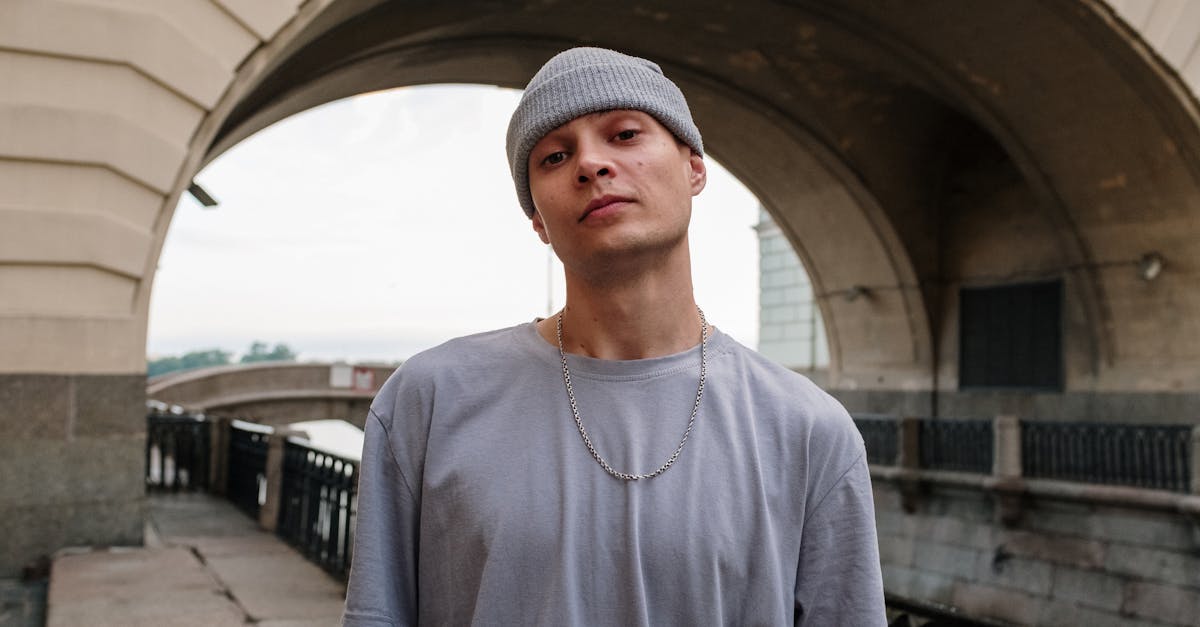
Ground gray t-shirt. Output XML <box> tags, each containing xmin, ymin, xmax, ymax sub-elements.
<box><xmin>343</xmin><ymin>322</ymin><xmax>885</xmax><ymax>626</ymax></box>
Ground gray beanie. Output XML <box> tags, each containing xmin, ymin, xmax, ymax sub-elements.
<box><xmin>506</xmin><ymin>47</ymin><xmax>704</xmax><ymax>218</ymax></box>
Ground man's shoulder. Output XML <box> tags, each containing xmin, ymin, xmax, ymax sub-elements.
<box><xmin>718</xmin><ymin>336</ymin><xmax>837</xmax><ymax>410</ymax></box>
<box><xmin>717</xmin><ymin>335</ymin><xmax>862</xmax><ymax>452</ymax></box>
<box><xmin>371</xmin><ymin>323</ymin><xmax>533</xmax><ymax>413</ymax></box>
<box><xmin>403</xmin><ymin>323</ymin><xmax>528</xmax><ymax>373</ymax></box>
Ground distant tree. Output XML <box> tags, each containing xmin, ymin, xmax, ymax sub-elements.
<box><xmin>240</xmin><ymin>341</ymin><xmax>297</xmax><ymax>363</ymax></box>
<box><xmin>148</xmin><ymin>348</ymin><xmax>232</xmax><ymax>377</ymax></box>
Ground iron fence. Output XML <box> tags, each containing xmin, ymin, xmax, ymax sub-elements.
<box><xmin>277</xmin><ymin>439</ymin><xmax>358</xmax><ymax>579</ymax></box>
<box><xmin>853</xmin><ymin>414</ymin><xmax>899</xmax><ymax>466</ymax></box>
<box><xmin>227</xmin><ymin>420</ymin><xmax>271</xmax><ymax>518</ymax></box>
<box><xmin>145</xmin><ymin>412</ymin><xmax>211</xmax><ymax>491</ymax></box>
<box><xmin>1022</xmin><ymin>422</ymin><xmax>1192</xmax><ymax>492</ymax></box>
<box><xmin>919</xmin><ymin>418</ymin><xmax>993</xmax><ymax>474</ymax></box>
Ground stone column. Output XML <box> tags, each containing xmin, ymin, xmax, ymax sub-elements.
<box><xmin>258</xmin><ymin>428</ymin><xmax>308</xmax><ymax>532</ymax></box>
<box><xmin>993</xmin><ymin>415</ymin><xmax>1022</xmax><ymax>478</ymax></box>
<box><xmin>207</xmin><ymin>416</ymin><xmax>231</xmax><ymax>496</ymax></box>
<box><xmin>1191</xmin><ymin>425</ymin><xmax>1200</xmax><ymax>496</ymax></box>
<box><xmin>897</xmin><ymin>416</ymin><xmax>921</xmax><ymax>469</ymax></box>
<box><xmin>897</xmin><ymin>416</ymin><xmax>921</xmax><ymax>512</ymax></box>
<box><xmin>993</xmin><ymin>415</ymin><xmax>1024</xmax><ymax>526</ymax></box>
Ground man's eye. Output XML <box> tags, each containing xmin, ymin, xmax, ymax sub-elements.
<box><xmin>543</xmin><ymin>152</ymin><xmax>566</xmax><ymax>166</ymax></box>
<box><xmin>615</xmin><ymin>129</ymin><xmax>638</xmax><ymax>141</ymax></box>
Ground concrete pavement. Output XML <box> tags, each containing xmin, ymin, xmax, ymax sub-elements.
<box><xmin>45</xmin><ymin>494</ymin><xmax>346</xmax><ymax>626</ymax></box>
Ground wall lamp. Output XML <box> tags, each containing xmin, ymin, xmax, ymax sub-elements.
<box><xmin>1138</xmin><ymin>252</ymin><xmax>1163</xmax><ymax>281</ymax></box>
<box><xmin>187</xmin><ymin>182</ymin><xmax>219</xmax><ymax>208</ymax></box>
<box><xmin>845</xmin><ymin>285</ymin><xmax>869</xmax><ymax>302</ymax></box>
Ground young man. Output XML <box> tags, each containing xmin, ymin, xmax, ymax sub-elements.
<box><xmin>343</xmin><ymin>47</ymin><xmax>886</xmax><ymax>626</ymax></box>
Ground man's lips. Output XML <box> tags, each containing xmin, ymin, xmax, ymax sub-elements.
<box><xmin>580</xmin><ymin>195</ymin><xmax>635</xmax><ymax>222</ymax></box>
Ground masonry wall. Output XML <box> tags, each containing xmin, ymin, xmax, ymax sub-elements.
<box><xmin>874</xmin><ymin>480</ymin><xmax>1200</xmax><ymax>626</ymax></box>
<box><xmin>756</xmin><ymin>210</ymin><xmax>828</xmax><ymax>370</ymax></box>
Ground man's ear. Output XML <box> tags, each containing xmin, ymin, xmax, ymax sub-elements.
<box><xmin>531</xmin><ymin>210</ymin><xmax>551</xmax><ymax>244</ymax></box>
<box><xmin>688</xmin><ymin>152</ymin><xmax>707</xmax><ymax>196</ymax></box>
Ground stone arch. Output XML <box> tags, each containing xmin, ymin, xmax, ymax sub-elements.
<box><xmin>4</xmin><ymin>0</ymin><xmax>1200</xmax><ymax>576</ymax></box>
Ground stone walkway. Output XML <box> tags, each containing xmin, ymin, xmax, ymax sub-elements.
<box><xmin>45</xmin><ymin>494</ymin><xmax>346</xmax><ymax>626</ymax></box>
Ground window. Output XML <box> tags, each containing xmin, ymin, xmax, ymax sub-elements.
<box><xmin>959</xmin><ymin>280</ymin><xmax>1062</xmax><ymax>390</ymax></box>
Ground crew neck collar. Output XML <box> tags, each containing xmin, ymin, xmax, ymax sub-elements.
<box><xmin>516</xmin><ymin>319</ymin><xmax>730</xmax><ymax>381</ymax></box>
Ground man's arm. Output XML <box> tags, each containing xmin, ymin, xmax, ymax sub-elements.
<box><xmin>342</xmin><ymin>409</ymin><xmax>419</xmax><ymax>627</ymax></box>
<box><xmin>793</xmin><ymin>451</ymin><xmax>887</xmax><ymax>626</ymax></box>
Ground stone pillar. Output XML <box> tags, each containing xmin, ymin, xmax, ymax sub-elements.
<box><xmin>993</xmin><ymin>415</ymin><xmax>1022</xmax><ymax>478</ymax></box>
<box><xmin>207</xmin><ymin>416</ymin><xmax>231</xmax><ymax>496</ymax></box>
<box><xmin>993</xmin><ymin>415</ymin><xmax>1024</xmax><ymax>527</ymax></box>
<box><xmin>897</xmin><ymin>416</ymin><xmax>921</xmax><ymax>469</ymax></box>
<box><xmin>897</xmin><ymin>416</ymin><xmax>921</xmax><ymax>512</ymax></box>
<box><xmin>258</xmin><ymin>428</ymin><xmax>308</xmax><ymax>532</ymax></box>
<box><xmin>1191</xmin><ymin>425</ymin><xmax>1200</xmax><ymax>496</ymax></box>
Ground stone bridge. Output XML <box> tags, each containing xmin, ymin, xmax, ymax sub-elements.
<box><xmin>147</xmin><ymin>361</ymin><xmax>394</xmax><ymax>428</ymax></box>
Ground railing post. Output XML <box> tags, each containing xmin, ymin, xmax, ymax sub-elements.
<box><xmin>1191</xmin><ymin>425</ymin><xmax>1200</xmax><ymax>496</ymax></box>
<box><xmin>260</xmin><ymin>428</ymin><xmax>308</xmax><ymax>532</ymax></box>
<box><xmin>898</xmin><ymin>416</ymin><xmax>920</xmax><ymax>469</ymax></box>
<box><xmin>897</xmin><ymin>416</ymin><xmax>921</xmax><ymax>512</ymax></box>
<box><xmin>208</xmin><ymin>415</ymin><xmax>231</xmax><ymax>496</ymax></box>
<box><xmin>993</xmin><ymin>414</ymin><xmax>1024</xmax><ymax>527</ymax></box>
<box><xmin>993</xmin><ymin>415</ymin><xmax>1021</xmax><ymax>478</ymax></box>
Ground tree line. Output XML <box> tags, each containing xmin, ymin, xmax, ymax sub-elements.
<box><xmin>148</xmin><ymin>341</ymin><xmax>297</xmax><ymax>377</ymax></box>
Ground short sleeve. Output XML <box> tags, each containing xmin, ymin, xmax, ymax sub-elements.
<box><xmin>342</xmin><ymin>410</ymin><xmax>419</xmax><ymax>626</ymax></box>
<box><xmin>793</xmin><ymin>452</ymin><xmax>887</xmax><ymax>626</ymax></box>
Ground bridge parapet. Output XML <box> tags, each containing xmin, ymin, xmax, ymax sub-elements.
<box><xmin>858</xmin><ymin>415</ymin><xmax>1200</xmax><ymax>625</ymax></box>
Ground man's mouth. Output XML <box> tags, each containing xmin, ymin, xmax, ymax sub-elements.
<box><xmin>580</xmin><ymin>195</ymin><xmax>635</xmax><ymax>222</ymax></box>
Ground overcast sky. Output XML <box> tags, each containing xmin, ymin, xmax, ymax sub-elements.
<box><xmin>147</xmin><ymin>85</ymin><xmax>762</xmax><ymax>363</ymax></box>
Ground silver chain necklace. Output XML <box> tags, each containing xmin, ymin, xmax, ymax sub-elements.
<box><xmin>555</xmin><ymin>306</ymin><xmax>708</xmax><ymax>481</ymax></box>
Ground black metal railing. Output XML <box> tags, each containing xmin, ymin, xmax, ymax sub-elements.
<box><xmin>1022</xmin><ymin>422</ymin><xmax>1192</xmax><ymax>492</ymax></box>
<box><xmin>146</xmin><ymin>412</ymin><xmax>210</xmax><ymax>492</ymax></box>
<box><xmin>227</xmin><ymin>420</ymin><xmax>271</xmax><ymax>518</ymax></box>
<box><xmin>853</xmin><ymin>414</ymin><xmax>899</xmax><ymax>466</ymax></box>
<box><xmin>919</xmin><ymin>418</ymin><xmax>993</xmax><ymax>474</ymax></box>
<box><xmin>277</xmin><ymin>439</ymin><xmax>358</xmax><ymax>579</ymax></box>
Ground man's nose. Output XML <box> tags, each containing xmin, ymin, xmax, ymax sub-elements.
<box><xmin>575</xmin><ymin>142</ymin><xmax>614</xmax><ymax>183</ymax></box>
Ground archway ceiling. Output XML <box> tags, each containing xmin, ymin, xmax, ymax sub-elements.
<box><xmin>202</xmin><ymin>0</ymin><xmax>1200</xmax><ymax>386</ymax></box>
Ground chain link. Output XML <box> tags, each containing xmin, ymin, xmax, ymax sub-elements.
<box><xmin>556</xmin><ymin>307</ymin><xmax>708</xmax><ymax>481</ymax></box>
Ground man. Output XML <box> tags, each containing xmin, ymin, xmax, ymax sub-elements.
<box><xmin>343</xmin><ymin>47</ymin><xmax>886</xmax><ymax>626</ymax></box>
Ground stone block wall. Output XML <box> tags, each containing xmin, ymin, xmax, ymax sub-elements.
<box><xmin>756</xmin><ymin>210</ymin><xmax>828</xmax><ymax>370</ymax></box>
<box><xmin>875</xmin><ymin>481</ymin><xmax>1200</xmax><ymax>625</ymax></box>
<box><xmin>0</xmin><ymin>374</ymin><xmax>146</xmax><ymax>577</ymax></box>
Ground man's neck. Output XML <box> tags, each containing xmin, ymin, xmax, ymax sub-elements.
<box><xmin>536</xmin><ymin>252</ymin><xmax>705</xmax><ymax>360</ymax></box>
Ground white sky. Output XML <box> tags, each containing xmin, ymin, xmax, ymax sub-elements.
<box><xmin>147</xmin><ymin>85</ymin><xmax>762</xmax><ymax>363</ymax></box>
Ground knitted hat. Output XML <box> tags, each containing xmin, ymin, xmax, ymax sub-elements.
<box><xmin>506</xmin><ymin>47</ymin><xmax>704</xmax><ymax>218</ymax></box>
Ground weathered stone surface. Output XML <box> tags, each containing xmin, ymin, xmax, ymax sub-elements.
<box><xmin>73</xmin><ymin>375</ymin><xmax>145</xmax><ymax>437</ymax></box>
<box><xmin>1122</xmin><ymin>580</ymin><xmax>1200</xmax><ymax>626</ymax></box>
<box><xmin>1104</xmin><ymin>544</ymin><xmax>1200</xmax><ymax>590</ymax></box>
<box><xmin>974</xmin><ymin>553</ymin><xmax>1053</xmax><ymax>597</ymax></box>
<box><xmin>1024</xmin><ymin>499</ymin><xmax>1195</xmax><ymax>552</ymax></box>
<box><xmin>0</xmin><ymin>374</ymin><xmax>70</xmax><ymax>439</ymax></box>
<box><xmin>952</xmin><ymin>581</ymin><xmax>1044</xmax><ymax>626</ymax></box>
<box><xmin>912</xmin><ymin>539</ymin><xmax>981</xmax><ymax>580</ymax></box>
<box><xmin>878</xmin><ymin>532</ymin><xmax>915</xmax><ymax>567</ymax></box>
<box><xmin>913</xmin><ymin>512</ymin><xmax>994</xmax><ymax>550</ymax></box>
<box><xmin>0</xmin><ymin>499</ymin><xmax>143</xmax><ymax>578</ymax></box>
<box><xmin>46</xmin><ymin>547</ymin><xmax>242</xmax><ymax>627</ymax></box>
<box><xmin>921</xmin><ymin>486</ymin><xmax>994</xmax><ymax>524</ymax></box>
<box><xmin>997</xmin><ymin>528</ymin><xmax>1106</xmax><ymax>569</ymax></box>
<box><xmin>0</xmin><ymin>437</ymin><xmax>143</xmax><ymax>507</ymax></box>
<box><xmin>1049</xmin><ymin>565</ymin><xmax>1124</xmax><ymax>613</ymax></box>
<box><xmin>1037</xmin><ymin>598</ymin><xmax>1156</xmax><ymax>627</ymax></box>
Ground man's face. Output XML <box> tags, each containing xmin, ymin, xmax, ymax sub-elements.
<box><xmin>527</xmin><ymin>110</ymin><xmax>706</xmax><ymax>277</ymax></box>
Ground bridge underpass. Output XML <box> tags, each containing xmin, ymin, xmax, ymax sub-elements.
<box><xmin>3</xmin><ymin>0</ymin><xmax>1200</xmax><ymax>624</ymax></box>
